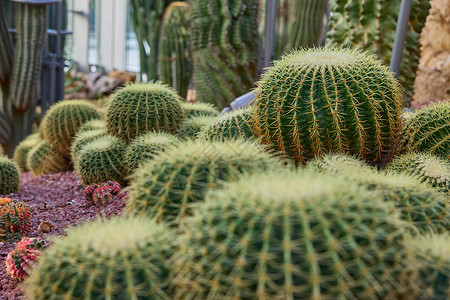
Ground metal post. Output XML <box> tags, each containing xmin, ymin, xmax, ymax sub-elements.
<box><xmin>390</xmin><ymin>0</ymin><xmax>413</xmax><ymax>78</ymax></box>
<box><xmin>263</xmin><ymin>0</ymin><xmax>277</xmax><ymax>69</ymax></box>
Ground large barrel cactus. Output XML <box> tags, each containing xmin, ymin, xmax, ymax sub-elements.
<box><xmin>326</xmin><ymin>0</ymin><xmax>431</xmax><ymax>105</ymax></box>
<box><xmin>252</xmin><ymin>48</ymin><xmax>404</xmax><ymax>166</ymax></box>
<box><xmin>170</xmin><ymin>170</ymin><xmax>420</xmax><ymax>299</ymax></box>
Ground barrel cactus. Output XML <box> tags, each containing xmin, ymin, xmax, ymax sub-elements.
<box><xmin>0</xmin><ymin>198</ymin><xmax>31</xmax><ymax>243</ymax></box>
<box><xmin>200</xmin><ymin>108</ymin><xmax>254</xmax><ymax>141</ymax></box>
<box><xmin>170</xmin><ymin>170</ymin><xmax>420</xmax><ymax>299</ymax></box>
<box><xmin>387</xmin><ymin>152</ymin><xmax>449</xmax><ymax>194</ymax></box>
<box><xmin>13</xmin><ymin>133</ymin><xmax>41</xmax><ymax>171</ymax></box>
<box><xmin>252</xmin><ymin>48</ymin><xmax>404</xmax><ymax>166</ymax></box>
<box><xmin>41</xmin><ymin>100</ymin><xmax>100</xmax><ymax>157</ymax></box>
<box><xmin>27</xmin><ymin>141</ymin><xmax>69</xmax><ymax>176</ymax></box>
<box><xmin>106</xmin><ymin>82</ymin><xmax>185</xmax><ymax>141</ymax></box>
<box><xmin>24</xmin><ymin>217</ymin><xmax>177</xmax><ymax>299</ymax></box>
<box><xmin>124</xmin><ymin>132</ymin><xmax>179</xmax><ymax>174</ymax></box>
<box><xmin>181</xmin><ymin>102</ymin><xmax>219</xmax><ymax>118</ymax></box>
<box><xmin>78</xmin><ymin>119</ymin><xmax>105</xmax><ymax>134</ymax></box>
<box><xmin>306</xmin><ymin>153</ymin><xmax>375</xmax><ymax>174</ymax></box>
<box><xmin>70</xmin><ymin>129</ymin><xmax>107</xmax><ymax>163</ymax></box>
<box><xmin>402</xmin><ymin>101</ymin><xmax>449</xmax><ymax>160</ymax></box>
<box><xmin>74</xmin><ymin>136</ymin><xmax>127</xmax><ymax>186</ymax></box>
<box><xmin>126</xmin><ymin>140</ymin><xmax>282</xmax><ymax>225</ymax></box>
<box><xmin>0</xmin><ymin>155</ymin><xmax>20</xmax><ymax>194</ymax></box>
<box><xmin>5</xmin><ymin>237</ymin><xmax>48</xmax><ymax>280</ymax></box>
<box><xmin>177</xmin><ymin>116</ymin><xmax>215</xmax><ymax>140</ymax></box>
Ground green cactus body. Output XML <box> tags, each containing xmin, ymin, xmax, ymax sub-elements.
<box><xmin>177</xmin><ymin>116</ymin><xmax>215</xmax><ymax>140</ymax></box>
<box><xmin>0</xmin><ymin>0</ymin><xmax>13</xmax><ymax>83</ymax></box>
<box><xmin>78</xmin><ymin>119</ymin><xmax>105</xmax><ymax>134</ymax></box>
<box><xmin>13</xmin><ymin>133</ymin><xmax>41</xmax><ymax>171</ymax></box>
<box><xmin>24</xmin><ymin>217</ymin><xmax>176</xmax><ymax>299</ymax></box>
<box><xmin>0</xmin><ymin>155</ymin><xmax>20</xmax><ymax>194</ymax></box>
<box><xmin>158</xmin><ymin>2</ymin><xmax>192</xmax><ymax>99</ymax></box>
<box><xmin>27</xmin><ymin>141</ymin><xmax>69</xmax><ymax>176</ymax></box>
<box><xmin>181</xmin><ymin>102</ymin><xmax>219</xmax><ymax>118</ymax></box>
<box><xmin>126</xmin><ymin>140</ymin><xmax>282</xmax><ymax>225</ymax></box>
<box><xmin>402</xmin><ymin>101</ymin><xmax>450</xmax><ymax>160</ymax></box>
<box><xmin>200</xmin><ymin>108</ymin><xmax>254</xmax><ymax>141</ymax></box>
<box><xmin>387</xmin><ymin>152</ymin><xmax>449</xmax><ymax>194</ymax></box>
<box><xmin>75</xmin><ymin>136</ymin><xmax>127</xmax><ymax>186</ymax></box>
<box><xmin>41</xmin><ymin>100</ymin><xmax>100</xmax><ymax>157</ymax></box>
<box><xmin>252</xmin><ymin>48</ymin><xmax>404</xmax><ymax>166</ymax></box>
<box><xmin>106</xmin><ymin>82</ymin><xmax>185</xmax><ymax>142</ymax></box>
<box><xmin>170</xmin><ymin>170</ymin><xmax>420</xmax><ymax>299</ymax></box>
<box><xmin>306</xmin><ymin>153</ymin><xmax>375</xmax><ymax>174</ymax></box>
<box><xmin>326</xmin><ymin>0</ymin><xmax>431</xmax><ymax>105</ymax></box>
<box><xmin>124</xmin><ymin>132</ymin><xmax>179</xmax><ymax>174</ymax></box>
<box><xmin>70</xmin><ymin>129</ymin><xmax>107</xmax><ymax>163</ymax></box>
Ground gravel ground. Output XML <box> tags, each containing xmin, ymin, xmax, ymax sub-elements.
<box><xmin>0</xmin><ymin>171</ymin><xmax>125</xmax><ymax>300</ymax></box>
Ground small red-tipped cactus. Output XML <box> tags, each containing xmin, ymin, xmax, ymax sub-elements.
<box><xmin>84</xmin><ymin>181</ymin><xmax>122</xmax><ymax>206</ymax></box>
<box><xmin>5</xmin><ymin>237</ymin><xmax>48</xmax><ymax>280</ymax></box>
<box><xmin>0</xmin><ymin>198</ymin><xmax>31</xmax><ymax>243</ymax></box>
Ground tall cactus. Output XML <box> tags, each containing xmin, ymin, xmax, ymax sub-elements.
<box><xmin>158</xmin><ymin>2</ymin><xmax>192</xmax><ymax>99</ymax></box>
<box><xmin>0</xmin><ymin>1</ymin><xmax>13</xmax><ymax>84</ymax></box>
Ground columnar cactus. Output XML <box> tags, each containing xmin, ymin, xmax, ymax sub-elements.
<box><xmin>70</xmin><ymin>129</ymin><xmax>107</xmax><ymax>162</ymax></box>
<box><xmin>0</xmin><ymin>155</ymin><xmax>20</xmax><ymax>194</ymax></box>
<box><xmin>0</xmin><ymin>198</ymin><xmax>31</xmax><ymax>243</ymax></box>
<box><xmin>27</xmin><ymin>141</ymin><xmax>69</xmax><ymax>176</ymax></box>
<box><xmin>24</xmin><ymin>218</ymin><xmax>177</xmax><ymax>299</ymax></box>
<box><xmin>158</xmin><ymin>2</ymin><xmax>192</xmax><ymax>98</ymax></box>
<box><xmin>126</xmin><ymin>140</ymin><xmax>282</xmax><ymax>225</ymax></box>
<box><xmin>105</xmin><ymin>82</ymin><xmax>185</xmax><ymax>142</ymax></box>
<box><xmin>41</xmin><ymin>100</ymin><xmax>100</xmax><ymax>157</ymax></box>
<box><xmin>177</xmin><ymin>116</ymin><xmax>214</xmax><ymax>140</ymax></box>
<box><xmin>170</xmin><ymin>170</ymin><xmax>420</xmax><ymax>299</ymax></box>
<box><xmin>181</xmin><ymin>102</ymin><xmax>219</xmax><ymax>118</ymax></box>
<box><xmin>5</xmin><ymin>237</ymin><xmax>48</xmax><ymax>280</ymax></box>
<box><xmin>200</xmin><ymin>108</ymin><xmax>254</xmax><ymax>141</ymax></box>
<box><xmin>78</xmin><ymin>119</ymin><xmax>105</xmax><ymax>133</ymax></box>
<box><xmin>0</xmin><ymin>0</ymin><xmax>13</xmax><ymax>83</ymax></box>
<box><xmin>252</xmin><ymin>48</ymin><xmax>404</xmax><ymax>166</ymax></box>
<box><xmin>13</xmin><ymin>133</ymin><xmax>41</xmax><ymax>171</ymax></box>
<box><xmin>84</xmin><ymin>181</ymin><xmax>122</xmax><ymax>207</ymax></box>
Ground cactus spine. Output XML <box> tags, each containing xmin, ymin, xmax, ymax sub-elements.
<box><xmin>177</xmin><ymin>116</ymin><xmax>214</xmax><ymax>140</ymax></box>
<box><xmin>70</xmin><ymin>129</ymin><xmax>107</xmax><ymax>163</ymax></box>
<box><xmin>27</xmin><ymin>140</ymin><xmax>69</xmax><ymax>176</ymax></box>
<box><xmin>181</xmin><ymin>102</ymin><xmax>220</xmax><ymax>118</ymax></box>
<box><xmin>200</xmin><ymin>108</ymin><xmax>254</xmax><ymax>141</ymax></box>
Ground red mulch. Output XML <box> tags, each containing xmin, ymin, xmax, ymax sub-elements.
<box><xmin>0</xmin><ymin>171</ymin><xmax>125</xmax><ymax>300</ymax></box>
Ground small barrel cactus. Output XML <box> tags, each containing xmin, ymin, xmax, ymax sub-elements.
<box><xmin>13</xmin><ymin>133</ymin><xmax>41</xmax><ymax>171</ymax></box>
<box><xmin>401</xmin><ymin>101</ymin><xmax>449</xmax><ymax>160</ymax></box>
<box><xmin>0</xmin><ymin>198</ymin><xmax>31</xmax><ymax>243</ymax></box>
<box><xmin>177</xmin><ymin>116</ymin><xmax>215</xmax><ymax>140</ymax></box>
<box><xmin>306</xmin><ymin>153</ymin><xmax>375</xmax><ymax>174</ymax></box>
<box><xmin>181</xmin><ymin>102</ymin><xmax>219</xmax><ymax>118</ymax></box>
<box><xmin>199</xmin><ymin>108</ymin><xmax>254</xmax><ymax>141</ymax></box>
<box><xmin>252</xmin><ymin>48</ymin><xmax>403</xmax><ymax>166</ymax></box>
<box><xmin>27</xmin><ymin>141</ymin><xmax>69</xmax><ymax>176</ymax></box>
<box><xmin>124</xmin><ymin>132</ymin><xmax>179</xmax><ymax>174</ymax></box>
<box><xmin>74</xmin><ymin>136</ymin><xmax>127</xmax><ymax>186</ymax></box>
<box><xmin>0</xmin><ymin>155</ymin><xmax>20</xmax><ymax>195</ymax></box>
<box><xmin>387</xmin><ymin>152</ymin><xmax>449</xmax><ymax>194</ymax></box>
<box><xmin>78</xmin><ymin>119</ymin><xmax>105</xmax><ymax>133</ymax></box>
<box><xmin>84</xmin><ymin>181</ymin><xmax>122</xmax><ymax>206</ymax></box>
<box><xmin>106</xmin><ymin>82</ymin><xmax>185</xmax><ymax>142</ymax></box>
<box><xmin>126</xmin><ymin>140</ymin><xmax>283</xmax><ymax>225</ymax></box>
<box><xmin>170</xmin><ymin>170</ymin><xmax>420</xmax><ymax>299</ymax></box>
<box><xmin>70</xmin><ymin>129</ymin><xmax>107</xmax><ymax>163</ymax></box>
<box><xmin>24</xmin><ymin>217</ymin><xmax>177</xmax><ymax>299</ymax></box>
<box><xmin>41</xmin><ymin>100</ymin><xmax>101</xmax><ymax>157</ymax></box>
<box><xmin>5</xmin><ymin>237</ymin><xmax>48</xmax><ymax>280</ymax></box>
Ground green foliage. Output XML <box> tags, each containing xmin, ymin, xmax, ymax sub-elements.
<box><xmin>25</xmin><ymin>217</ymin><xmax>177</xmax><ymax>299</ymax></box>
<box><xmin>13</xmin><ymin>133</ymin><xmax>41</xmax><ymax>171</ymax></box>
<box><xmin>326</xmin><ymin>0</ymin><xmax>431</xmax><ymax>105</ymax></box>
<box><xmin>199</xmin><ymin>108</ymin><xmax>254</xmax><ymax>141</ymax></box>
<box><xmin>74</xmin><ymin>136</ymin><xmax>127</xmax><ymax>186</ymax></box>
<box><xmin>124</xmin><ymin>132</ymin><xmax>179</xmax><ymax>174</ymax></box>
<box><xmin>41</xmin><ymin>100</ymin><xmax>100</xmax><ymax>157</ymax></box>
<box><xmin>170</xmin><ymin>170</ymin><xmax>420</xmax><ymax>299</ymax></box>
<box><xmin>158</xmin><ymin>2</ymin><xmax>192</xmax><ymax>98</ymax></box>
<box><xmin>0</xmin><ymin>155</ymin><xmax>20</xmax><ymax>194</ymax></box>
<box><xmin>177</xmin><ymin>116</ymin><xmax>215</xmax><ymax>140</ymax></box>
<box><xmin>70</xmin><ymin>129</ymin><xmax>107</xmax><ymax>163</ymax></box>
<box><xmin>253</xmin><ymin>48</ymin><xmax>404</xmax><ymax>166</ymax></box>
<box><xmin>105</xmin><ymin>82</ymin><xmax>185</xmax><ymax>142</ymax></box>
<box><xmin>27</xmin><ymin>141</ymin><xmax>69</xmax><ymax>176</ymax></box>
<box><xmin>126</xmin><ymin>140</ymin><xmax>282</xmax><ymax>225</ymax></box>
<box><xmin>78</xmin><ymin>119</ymin><xmax>105</xmax><ymax>134</ymax></box>
<box><xmin>181</xmin><ymin>102</ymin><xmax>219</xmax><ymax>118</ymax></box>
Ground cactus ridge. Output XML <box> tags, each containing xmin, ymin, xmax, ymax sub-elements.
<box><xmin>200</xmin><ymin>108</ymin><xmax>254</xmax><ymax>141</ymax></box>
<box><xmin>27</xmin><ymin>141</ymin><xmax>69</xmax><ymax>176</ymax></box>
<box><xmin>178</xmin><ymin>116</ymin><xmax>215</xmax><ymax>140</ymax></box>
<box><xmin>181</xmin><ymin>102</ymin><xmax>220</xmax><ymax>118</ymax></box>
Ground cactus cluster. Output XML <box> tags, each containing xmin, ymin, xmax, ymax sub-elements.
<box><xmin>27</xmin><ymin>141</ymin><xmax>69</xmax><ymax>176</ymax></box>
<box><xmin>0</xmin><ymin>198</ymin><xmax>31</xmax><ymax>243</ymax></box>
<box><xmin>13</xmin><ymin>133</ymin><xmax>41</xmax><ymax>171</ymax></box>
<box><xmin>5</xmin><ymin>237</ymin><xmax>48</xmax><ymax>280</ymax></box>
<box><xmin>25</xmin><ymin>217</ymin><xmax>177</xmax><ymax>299</ymax></box>
<box><xmin>105</xmin><ymin>82</ymin><xmax>185</xmax><ymax>142</ymax></box>
<box><xmin>177</xmin><ymin>116</ymin><xmax>214</xmax><ymax>140</ymax></box>
<box><xmin>200</xmin><ymin>108</ymin><xmax>254</xmax><ymax>141</ymax></box>
<box><xmin>84</xmin><ymin>181</ymin><xmax>122</xmax><ymax>207</ymax></box>
<box><xmin>171</xmin><ymin>170</ymin><xmax>420</xmax><ymax>299</ymax></box>
<box><xmin>70</xmin><ymin>129</ymin><xmax>107</xmax><ymax>162</ymax></box>
<box><xmin>126</xmin><ymin>140</ymin><xmax>282</xmax><ymax>225</ymax></box>
<box><xmin>0</xmin><ymin>155</ymin><xmax>20</xmax><ymax>195</ymax></box>
<box><xmin>252</xmin><ymin>48</ymin><xmax>403</xmax><ymax>166</ymax></box>
<box><xmin>181</xmin><ymin>102</ymin><xmax>219</xmax><ymax>118</ymax></box>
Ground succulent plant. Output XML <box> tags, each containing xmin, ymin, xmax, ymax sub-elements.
<box><xmin>306</xmin><ymin>153</ymin><xmax>375</xmax><ymax>174</ymax></box>
<box><xmin>252</xmin><ymin>48</ymin><xmax>404</xmax><ymax>166</ymax></box>
<box><xmin>124</xmin><ymin>132</ymin><xmax>179</xmax><ymax>174</ymax></box>
<box><xmin>177</xmin><ymin>116</ymin><xmax>215</xmax><ymax>140</ymax></box>
<box><xmin>84</xmin><ymin>181</ymin><xmax>122</xmax><ymax>207</ymax></box>
<box><xmin>0</xmin><ymin>155</ymin><xmax>20</xmax><ymax>194</ymax></box>
<box><xmin>13</xmin><ymin>133</ymin><xmax>41</xmax><ymax>171</ymax></box>
<box><xmin>74</xmin><ymin>136</ymin><xmax>127</xmax><ymax>186</ymax></box>
<box><xmin>78</xmin><ymin>119</ymin><xmax>105</xmax><ymax>134</ymax></box>
<box><xmin>70</xmin><ymin>129</ymin><xmax>107</xmax><ymax>163</ymax></box>
<box><xmin>199</xmin><ymin>108</ymin><xmax>254</xmax><ymax>141</ymax></box>
<box><xmin>27</xmin><ymin>141</ymin><xmax>69</xmax><ymax>176</ymax></box>
<box><xmin>170</xmin><ymin>170</ymin><xmax>420</xmax><ymax>299</ymax></box>
<box><xmin>387</xmin><ymin>152</ymin><xmax>449</xmax><ymax>194</ymax></box>
<box><xmin>106</xmin><ymin>82</ymin><xmax>185</xmax><ymax>142</ymax></box>
<box><xmin>24</xmin><ymin>217</ymin><xmax>177</xmax><ymax>299</ymax></box>
<box><xmin>41</xmin><ymin>100</ymin><xmax>100</xmax><ymax>157</ymax></box>
<box><xmin>5</xmin><ymin>237</ymin><xmax>48</xmax><ymax>280</ymax></box>
<box><xmin>126</xmin><ymin>140</ymin><xmax>282</xmax><ymax>225</ymax></box>
<box><xmin>401</xmin><ymin>101</ymin><xmax>449</xmax><ymax>160</ymax></box>
<box><xmin>0</xmin><ymin>198</ymin><xmax>31</xmax><ymax>243</ymax></box>
<box><xmin>181</xmin><ymin>102</ymin><xmax>220</xmax><ymax>118</ymax></box>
